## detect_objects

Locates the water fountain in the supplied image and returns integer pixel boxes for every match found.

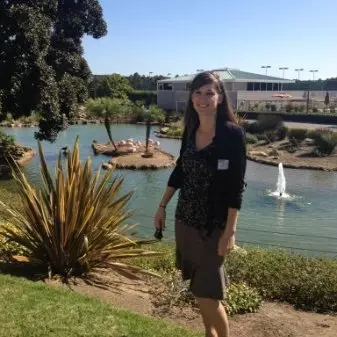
[267,162,291,199]
[276,163,286,197]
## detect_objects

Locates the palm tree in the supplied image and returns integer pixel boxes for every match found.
[104,112,118,152]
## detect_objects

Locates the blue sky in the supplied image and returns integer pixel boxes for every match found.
[83,0,337,80]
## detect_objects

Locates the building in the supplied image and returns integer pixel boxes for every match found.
[157,68,295,111]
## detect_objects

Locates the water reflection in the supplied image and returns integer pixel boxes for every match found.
[276,198,285,228]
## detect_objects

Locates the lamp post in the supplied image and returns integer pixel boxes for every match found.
[295,68,304,80]
[309,69,318,81]
[261,65,271,75]
[148,72,154,91]
[279,67,289,79]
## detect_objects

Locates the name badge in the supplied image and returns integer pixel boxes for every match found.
[217,159,229,170]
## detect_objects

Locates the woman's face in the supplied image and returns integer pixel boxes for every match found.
[191,83,223,118]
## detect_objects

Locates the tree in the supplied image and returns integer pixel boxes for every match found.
[0,1,107,142]
[325,92,330,107]
[97,74,132,100]
[144,105,165,155]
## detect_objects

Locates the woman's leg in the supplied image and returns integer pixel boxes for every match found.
[196,297,230,337]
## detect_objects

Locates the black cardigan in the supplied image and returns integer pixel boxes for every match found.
[168,119,247,231]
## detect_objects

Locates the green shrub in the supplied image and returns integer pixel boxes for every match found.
[256,133,267,141]
[298,105,306,112]
[130,243,337,314]
[18,112,41,124]
[163,120,184,137]
[276,125,288,140]
[0,129,15,151]
[263,130,278,143]
[0,222,26,258]
[148,105,165,123]
[314,131,337,156]
[129,242,175,275]
[245,122,263,134]
[226,248,337,313]
[5,113,13,123]
[245,133,258,144]
[128,90,157,106]
[306,129,321,140]
[285,103,293,112]
[257,115,283,132]
[166,128,183,137]
[150,269,262,316]
[288,128,308,143]
[225,282,262,315]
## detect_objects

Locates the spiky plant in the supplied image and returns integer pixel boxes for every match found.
[0,137,160,278]
[234,112,246,126]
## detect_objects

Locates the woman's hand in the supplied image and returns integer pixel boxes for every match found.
[154,206,166,230]
[217,230,236,256]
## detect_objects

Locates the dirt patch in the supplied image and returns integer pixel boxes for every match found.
[46,271,337,337]
[247,140,337,171]
[108,149,176,170]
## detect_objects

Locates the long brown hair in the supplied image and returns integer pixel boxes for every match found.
[184,71,237,139]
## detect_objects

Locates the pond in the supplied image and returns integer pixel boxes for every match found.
[2,124,337,257]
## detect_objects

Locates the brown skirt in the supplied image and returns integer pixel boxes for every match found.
[175,219,227,300]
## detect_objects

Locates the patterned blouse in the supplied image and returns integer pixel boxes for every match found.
[175,138,224,231]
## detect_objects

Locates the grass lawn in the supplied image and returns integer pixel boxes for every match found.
[0,274,201,337]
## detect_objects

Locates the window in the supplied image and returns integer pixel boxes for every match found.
[163,83,172,90]
[186,83,191,90]
[273,83,279,91]
[261,83,267,91]
[158,83,172,90]
[267,83,273,91]
[254,82,260,91]
[247,82,253,91]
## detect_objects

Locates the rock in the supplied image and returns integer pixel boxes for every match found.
[304,138,315,145]
[102,162,113,170]
[249,150,269,157]
[108,158,117,165]
[268,148,279,157]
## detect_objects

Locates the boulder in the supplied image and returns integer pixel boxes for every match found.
[102,162,113,170]
[304,138,315,145]
[249,150,269,157]
[268,148,279,157]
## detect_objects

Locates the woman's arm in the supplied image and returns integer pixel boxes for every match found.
[154,186,177,231]
[218,126,246,256]
[155,128,187,231]
[226,126,247,210]
[167,127,187,189]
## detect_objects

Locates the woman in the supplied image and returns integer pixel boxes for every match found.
[154,71,246,337]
